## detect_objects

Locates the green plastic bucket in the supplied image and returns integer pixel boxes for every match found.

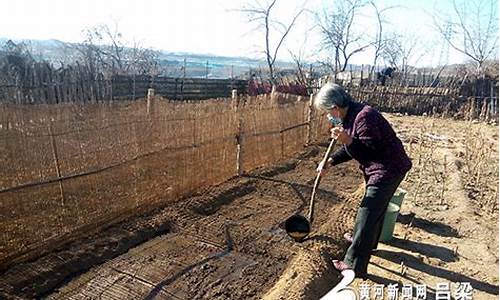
[390,188,407,207]
[380,203,400,242]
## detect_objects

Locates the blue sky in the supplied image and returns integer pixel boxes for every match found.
[0,0,497,67]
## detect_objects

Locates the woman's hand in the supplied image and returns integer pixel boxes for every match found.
[331,127,353,145]
[316,157,333,176]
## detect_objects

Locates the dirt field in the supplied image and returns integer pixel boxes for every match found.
[0,113,498,299]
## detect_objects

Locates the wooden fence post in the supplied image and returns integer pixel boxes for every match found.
[360,64,364,86]
[469,97,475,121]
[147,88,155,115]
[48,124,65,206]
[306,93,314,146]
[109,78,114,103]
[234,90,243,176]
[271,85,278,104]
[480,97,488,121]
[489,84,496,122]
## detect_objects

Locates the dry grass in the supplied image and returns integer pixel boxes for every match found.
[390,114,498,217]
[405,120,450,209]
[461,127,499,214]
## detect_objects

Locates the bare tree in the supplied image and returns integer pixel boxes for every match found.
[369,1,397,79]
[317,0,372,75]
[381,34,401,69]
[127,39,160,76]
[80,23,126,75]
[74,23,159,78]
[0,40,36,96]
[289,51,315,94]
[287,32,316,93]
[241,0,304,84]
[433,0,498,73]
[381,32,428,84]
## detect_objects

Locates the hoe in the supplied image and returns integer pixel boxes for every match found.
[284,137,356,298]
[285,137,337,242]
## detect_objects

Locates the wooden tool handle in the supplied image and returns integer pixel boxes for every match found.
[308,138,337,223]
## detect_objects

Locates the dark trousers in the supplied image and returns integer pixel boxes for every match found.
[343,174,405,278]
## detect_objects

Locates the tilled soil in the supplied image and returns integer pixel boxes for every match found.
[0,145,363,299]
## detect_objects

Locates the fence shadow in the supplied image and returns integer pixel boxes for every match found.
[243,175,343,207]
[397,213,460,238]
[386,237,458,263]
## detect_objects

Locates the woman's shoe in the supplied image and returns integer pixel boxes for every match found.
[343,232,353,243]
[332,260,352,272]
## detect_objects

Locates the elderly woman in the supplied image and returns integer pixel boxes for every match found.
[314,83,412,279]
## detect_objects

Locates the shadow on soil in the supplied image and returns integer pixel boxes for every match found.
[258,147,319,178]
[191,183,257,216]
[244,176,343,209]
[191,148,321,217]
[386,238,458,263]
[397,213,460,238]
[144,223,235,300]
[373,249,499,296]
[0,218,175,299]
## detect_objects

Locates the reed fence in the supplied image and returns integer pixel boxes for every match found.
[2,81,498,270]
[0,60,247,104]
[348,85,499,122]
[0,92,328,270]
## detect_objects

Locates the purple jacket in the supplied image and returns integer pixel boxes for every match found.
[330,102,412,185]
